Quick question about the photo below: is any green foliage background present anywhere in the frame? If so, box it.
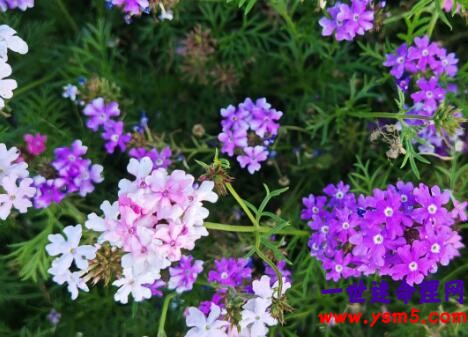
[0,0,467,336]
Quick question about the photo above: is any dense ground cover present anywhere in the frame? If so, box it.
[0,1,467,336]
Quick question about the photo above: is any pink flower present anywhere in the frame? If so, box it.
[23,133,47,156]
[155,222,194,262]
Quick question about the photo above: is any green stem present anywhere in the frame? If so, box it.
[55,0,79,34]
[349,112,432,120]
[226,183,259,228]
[204,222,309,236]
[157,293,176,337]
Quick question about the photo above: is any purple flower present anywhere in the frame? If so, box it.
[407,36,442,72]
[245,98,283,138]
[301,194,327,220]
[237,146,269,174]
[52,140,88,175]
[47,309,61,326]
[434,49,458,77]
[451,200,467,221]
[168,255,203,293]
[207,258,252,288]
[412,184,452,229]
[220,104,249,131]
[410,77,446,114]
[73,160,104,197]
[0,0,34,11]
[218,129,248,156]
[323,181,351,207]
[145,279,165,297]
[33,178,66,209]
[83,98,120,131]
[322,251,354,281]
[199,292,224,315]
[392,243,431,285]
[102,120,131,154]
[111,0,149,16]
[319,0,374,41]
[130,146,172,169]
[384,43,410,79]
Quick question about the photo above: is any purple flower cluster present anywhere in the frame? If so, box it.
[319,0,374,41]
[0,0,34,11]
[302,181,465,285]
[33,140,104,208]
[83,97,131,154]
[129,146,172,169]
[384,36,463,154]
[384,36,458,115]
[218,98,282,174]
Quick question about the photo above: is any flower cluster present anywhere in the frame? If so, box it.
[0,25,28,108]
[218,98,282,174]
[384,36,463,154]
[0,143,35,220]
[33,140,104,208]
[83,97,132,154]
[302,181,465,285]
[0,0,34,11]
[55,156,218,303]
[384,36,458,114]
[319,0,374,41]
[184,266,291,337]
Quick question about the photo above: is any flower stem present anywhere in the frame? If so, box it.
[157,293,176,337]
[226,183,259,227]
[204,222,309,236]
[349,112,432,120]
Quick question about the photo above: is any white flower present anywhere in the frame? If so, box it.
[0,25,28,61]
[0,143,28,180]
[0,60,17,109]
[185,304,229,337]
[112,268,155,304]
[0,176,35,220]
[252,275,291,304]
[48,262,89,300]
[239,298,277,337]
[193,181,218,203]
[118,157,153,195]
[45,225,97,271]
[62,84,79,101]
[85,200,121,244]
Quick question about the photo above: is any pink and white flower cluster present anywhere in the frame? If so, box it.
[79,156,218,303]
[0,143,35,220]
[184,275,290,337]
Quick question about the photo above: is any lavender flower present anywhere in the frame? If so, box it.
[102,121,131,154]
[237,146,269,174]
[83,98,120,132]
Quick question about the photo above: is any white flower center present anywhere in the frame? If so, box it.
[342,222,350,229]
[384,207,394,217]
[312,206,319,214]
[397,56,404,64]
[409,261,418,271]
[311,243,319,251]
[111,134,119,142]
[442,59,448,66]
[156,159,163,166]
[422,49,429,56]
[321,225,329,234]
[335,264,343,273]
[431,243,441,253]
[428,204,437,214]
[401,194,408,202]
[373,234,384,245]
[353,14,360,21]
[426,91,433,99]
[335,191,344,199]
[220,272,228,279]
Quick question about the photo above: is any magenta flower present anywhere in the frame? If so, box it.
[23,133,47,156]
[111,0,149,16]
[102,120,131,154]
[83,97,120,132]
[237,146,269,174]
[392,244,431,285]
[168,255,204,293]
[411,77,446,114]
